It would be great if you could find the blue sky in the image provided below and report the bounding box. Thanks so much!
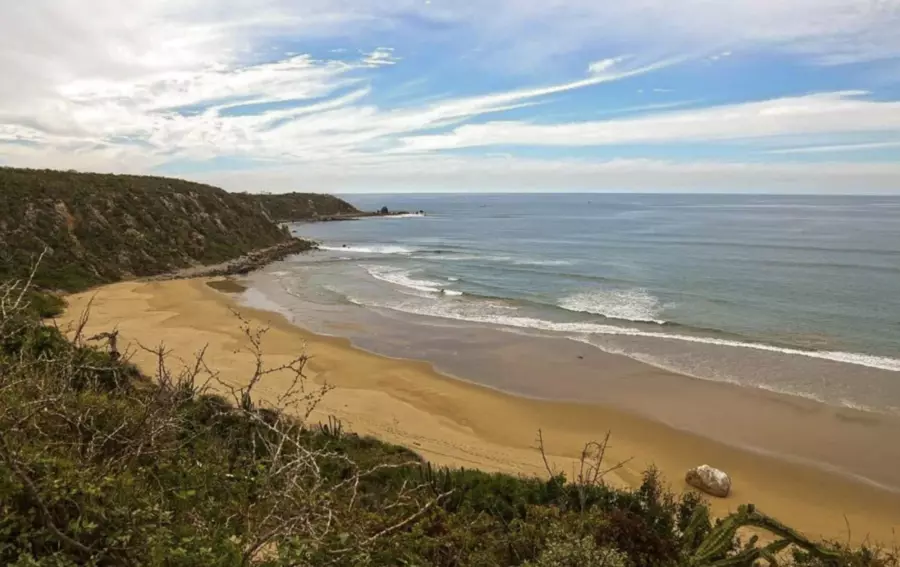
[1,0,900,193]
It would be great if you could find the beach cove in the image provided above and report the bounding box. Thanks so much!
[58,277,900,544]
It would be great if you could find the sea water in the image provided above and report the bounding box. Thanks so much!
[262,194,900,414]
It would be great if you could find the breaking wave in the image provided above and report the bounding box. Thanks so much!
[559,289,664,324]
[366,266,463,296]
[349,295,900,373]
[320,245,414,255]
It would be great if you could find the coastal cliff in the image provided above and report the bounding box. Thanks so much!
[244,191,360,222]
[0,167,358,290]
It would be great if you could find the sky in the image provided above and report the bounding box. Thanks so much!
[2,1,900,194]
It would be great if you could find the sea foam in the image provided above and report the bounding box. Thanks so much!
[349,295,900,373]
[320,245,414,255]
[366,266,463,296]
[558,289,664,323]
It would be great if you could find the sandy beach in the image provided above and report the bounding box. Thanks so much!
[57,278,900,544]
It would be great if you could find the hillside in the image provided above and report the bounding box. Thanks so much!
[244,192,361,222]
[0,167,322,291]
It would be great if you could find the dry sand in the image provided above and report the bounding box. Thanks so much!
[57,278,900,544]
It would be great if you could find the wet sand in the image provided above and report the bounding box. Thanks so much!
[58,278,900,544]
[314,306,900,493]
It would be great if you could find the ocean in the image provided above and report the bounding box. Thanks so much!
[249,193,900,414]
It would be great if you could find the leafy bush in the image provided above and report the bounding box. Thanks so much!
[523,524,629,567]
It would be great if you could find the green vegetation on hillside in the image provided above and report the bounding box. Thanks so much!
[0,168,348,291]
[245,192,360,222]
[1,278,894,566]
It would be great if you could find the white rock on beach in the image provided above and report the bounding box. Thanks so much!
[685,465,732,498]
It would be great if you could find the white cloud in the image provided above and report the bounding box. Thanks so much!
[419,1,900,67]
[588,57,624,75]
[362,47,400,68]
[767,140,900,154]
[62,55,358,112]
[0,51,670,166]
[395,92,900,151]
[2,1,897,104]
[194,155,900,194]
[0,53,369,161]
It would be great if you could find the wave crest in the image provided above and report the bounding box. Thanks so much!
[559,289,664,323]
[320,245,413,255]
[366,266,462,296]
[348,295,900,373]
[424,253,573,267]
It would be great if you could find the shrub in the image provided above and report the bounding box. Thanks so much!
[524,524,629,567]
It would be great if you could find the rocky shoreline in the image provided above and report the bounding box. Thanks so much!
[147,238,316,281]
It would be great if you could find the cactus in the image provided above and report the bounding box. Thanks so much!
[682,503,713,551]
[690,513,742,564]
[420,462,456,496]
[319,415,344,439]
[685,504,842,567]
